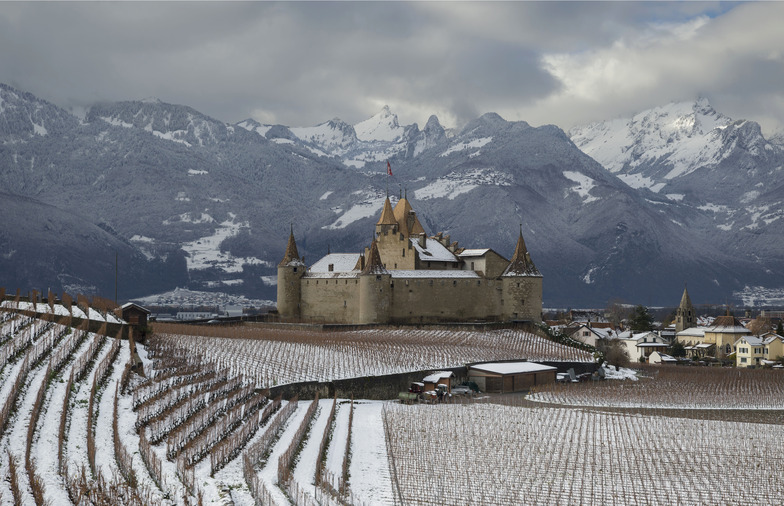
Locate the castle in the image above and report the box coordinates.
[276,196,542,324]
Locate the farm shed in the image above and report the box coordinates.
[422,371,454,392]
[121,302,150,327]
[468,362,556,393]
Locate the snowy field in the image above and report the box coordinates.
[2,307,783,505]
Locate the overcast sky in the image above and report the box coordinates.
[2,1,783,135]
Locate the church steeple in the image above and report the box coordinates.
[675,284,695,333]
[279,225,304,267]
[502,225,541,276]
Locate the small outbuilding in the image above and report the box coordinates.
[122,302,150,327]
[422,371,455,393]
[648,351,677,365]
[468,361,556,393]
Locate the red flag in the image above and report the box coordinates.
[387,161,393,176]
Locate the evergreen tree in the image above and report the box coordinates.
[777,320,784,336]
[669,339,686,358]
[628,304,654,332]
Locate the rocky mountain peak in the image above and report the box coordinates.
[354,105,403,142]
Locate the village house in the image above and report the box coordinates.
[566,323,616,348]
[277,196,543,324]
[617,331,669,362]
[734,335,766,368]
[734,333,784,368]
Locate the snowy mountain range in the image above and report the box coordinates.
[1,82,782,307]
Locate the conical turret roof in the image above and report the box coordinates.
[279,227,305,267]
[361,239,388,275]
[393,197,425,236]
[502,226,541,277]
[377,197,397,226]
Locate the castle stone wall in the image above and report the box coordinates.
[300,277,361,323]
[388,277,503,323]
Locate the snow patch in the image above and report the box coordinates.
[181,214,273,272]
[563,171,599,203]
[323,191,386,230]
[414,168,511,201]
[439,137,492,157]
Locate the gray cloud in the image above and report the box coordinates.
[0,1,781,135]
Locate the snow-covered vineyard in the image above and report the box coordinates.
[1,306,783,505]
[529,366,784,410]
[384,402,784,505]
[153,323,593,386]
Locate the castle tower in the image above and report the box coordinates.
[501,226,543,322]
[375,196,422,270]
[276,227,305,320]
[358,239,392,324]
[675,285,695,333]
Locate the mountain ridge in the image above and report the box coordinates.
[1,83,782,307]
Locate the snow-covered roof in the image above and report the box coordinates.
[706,315,750,334]
[309,253,360,273]
[637,342,669,347]
[422,371,454,383]
[763,334,784,345]
[411,237,459,263]
[677,327,706,337]
[303,271,360,279]
[458,249,490,257]
[389,270,480,279]
[469,361,556,375]
[734,335,764,346]
[121,302,150,314]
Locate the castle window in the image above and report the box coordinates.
[376,275,382,280]
[477,281,481,286]
[453,280,457,286]
[427,262,431,268]
[344,300,347,307]
[402,249,405,257]
[471,262,475,270]
[293,267,297,272]
[429,280,433,286]
[328,264,334,272]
